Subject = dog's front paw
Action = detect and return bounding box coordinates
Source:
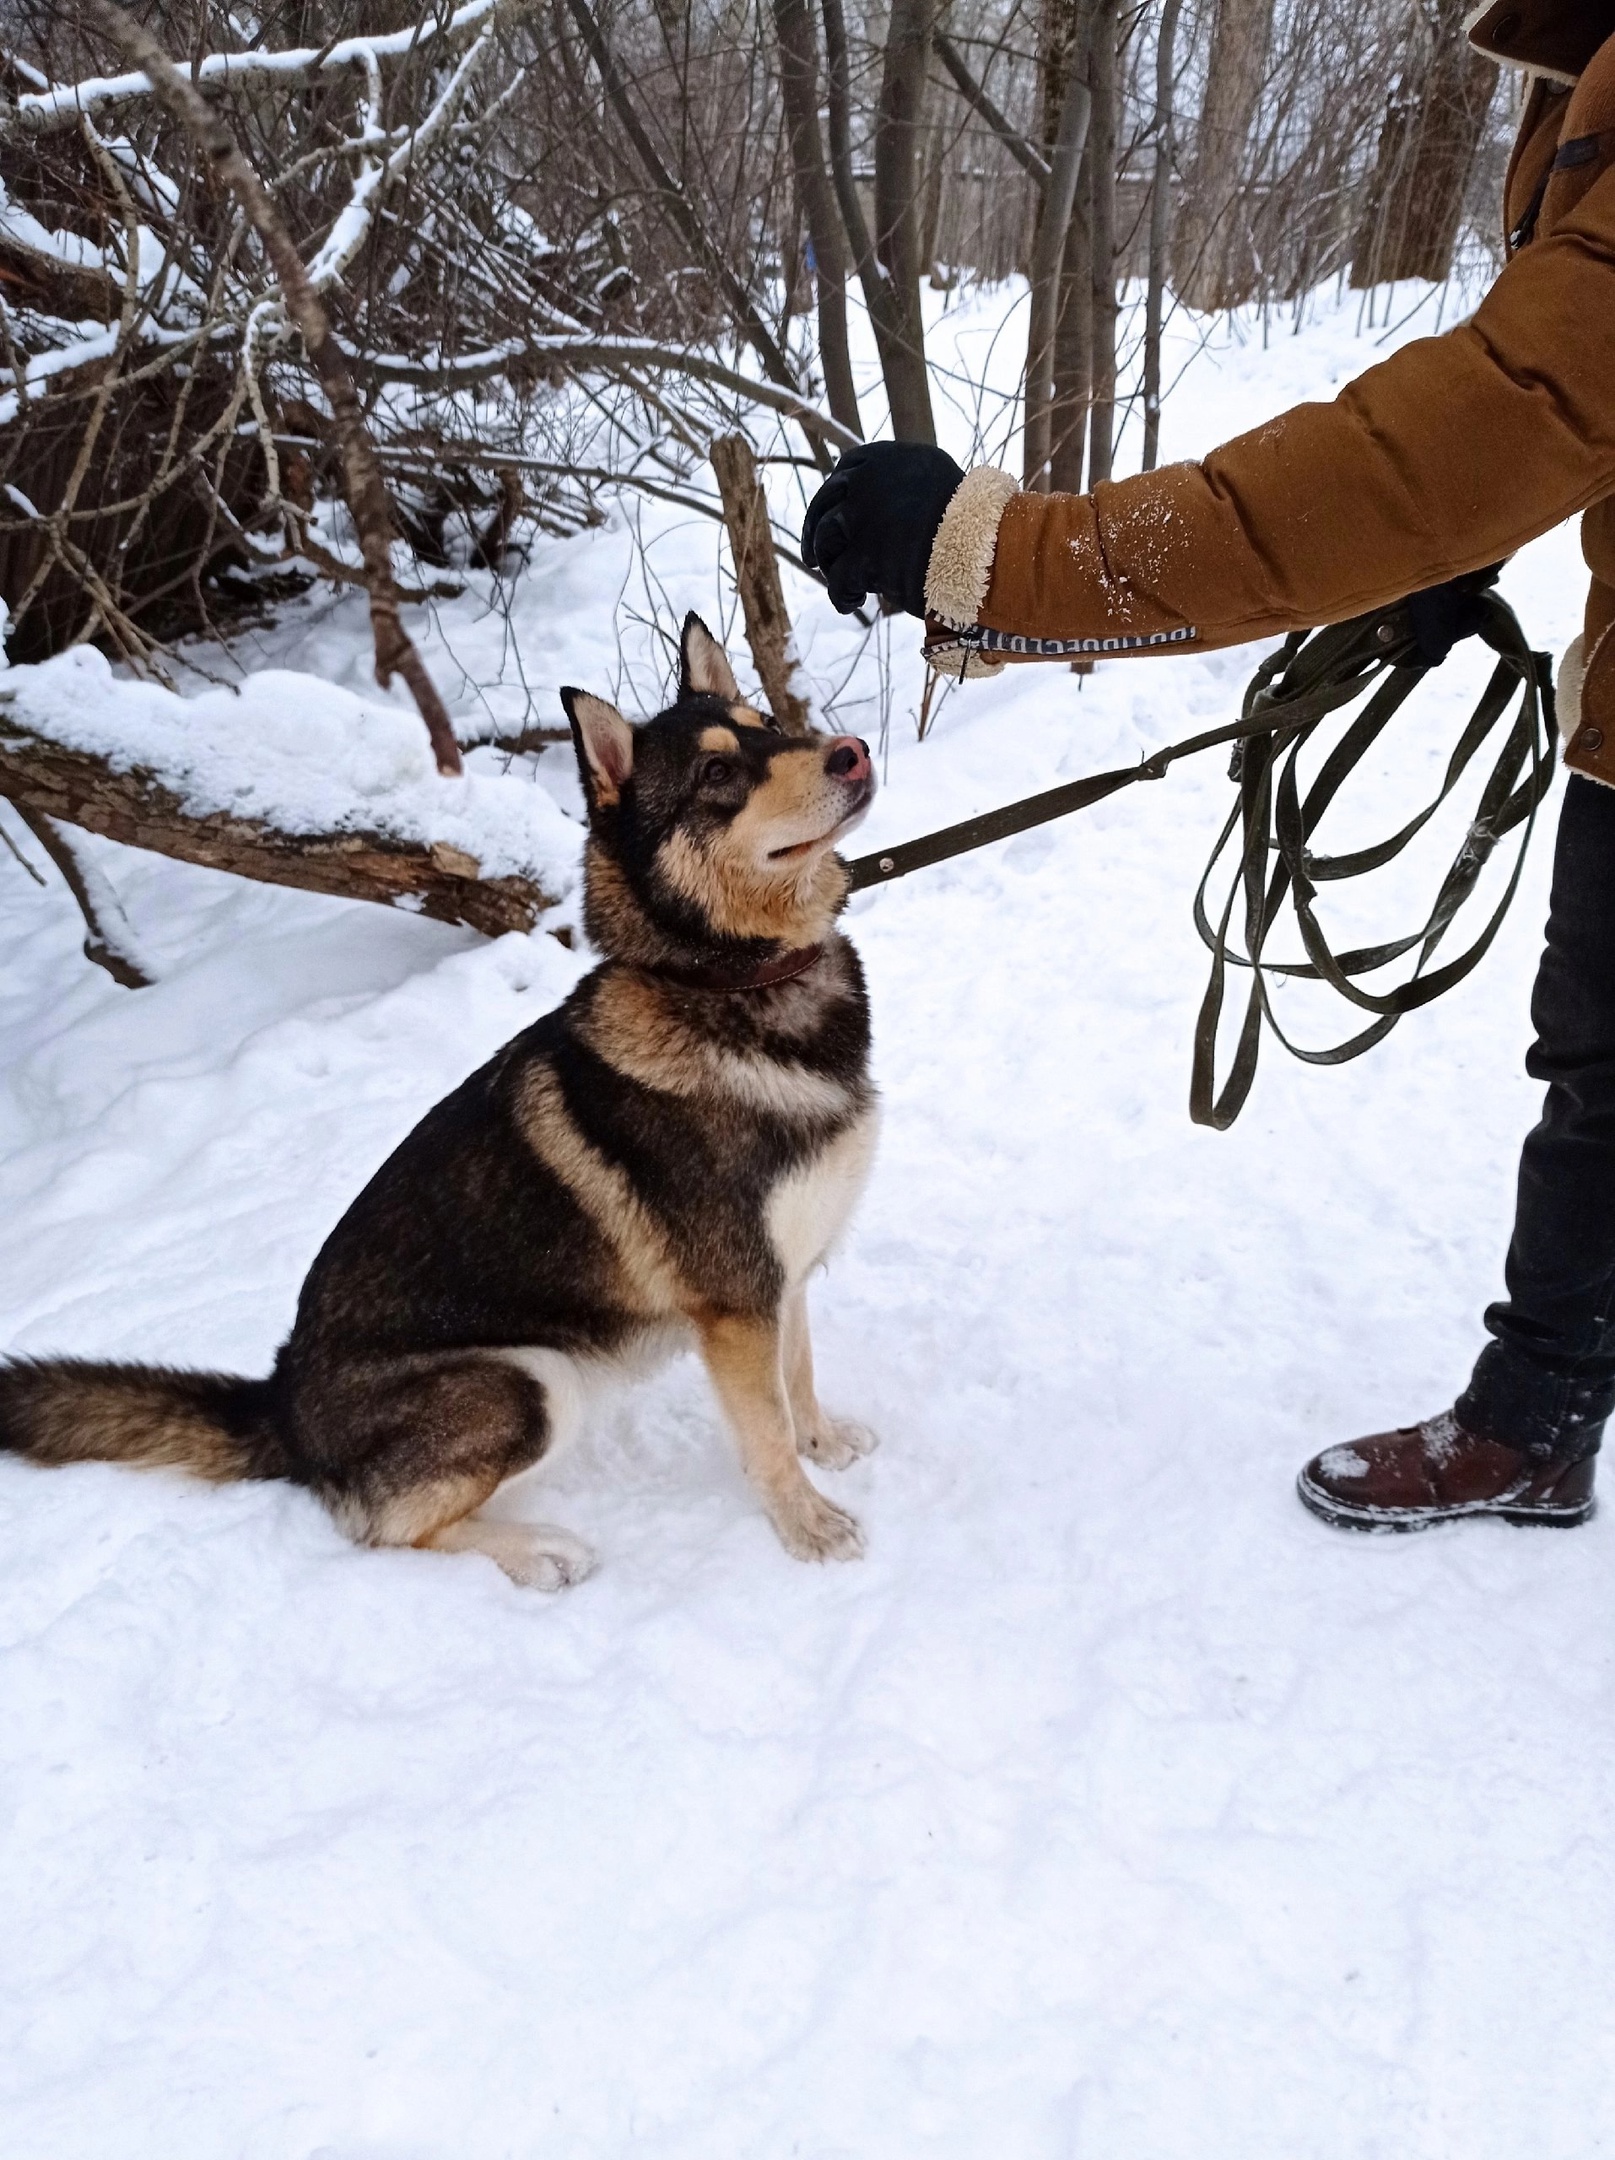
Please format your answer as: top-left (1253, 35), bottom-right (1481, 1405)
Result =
top-left (771, 1486), bottom-right (865, 1563)
top-left (798, 1415), bottom-right (880, 1471)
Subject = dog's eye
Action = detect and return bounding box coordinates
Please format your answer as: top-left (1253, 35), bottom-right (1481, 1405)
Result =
top-left (699, 755), bottom-right (734, 788)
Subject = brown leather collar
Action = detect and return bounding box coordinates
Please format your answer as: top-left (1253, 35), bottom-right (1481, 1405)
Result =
top-left (640, 943), bottom-right (826, 993)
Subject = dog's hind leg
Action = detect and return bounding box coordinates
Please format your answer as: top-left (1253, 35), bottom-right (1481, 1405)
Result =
top-left (695, 1311), bottom-right (863, 1561)
top-left (423, 1510), bottom-right (595, 1589)
top-left (320, 1357), bottom-right (595, 1589)
top-left (782, 1286), bottom-right (879, 1472)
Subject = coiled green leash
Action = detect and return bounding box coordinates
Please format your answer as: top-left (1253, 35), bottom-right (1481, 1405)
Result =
top-left (845, 582), bottom-right (1557, 1128)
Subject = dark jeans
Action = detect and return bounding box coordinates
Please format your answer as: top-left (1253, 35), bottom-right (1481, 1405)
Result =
top-left (1457, 773), bottom-right (1615, 1460)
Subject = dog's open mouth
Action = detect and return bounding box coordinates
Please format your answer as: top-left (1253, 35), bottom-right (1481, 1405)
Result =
top-left (768, 781), bottom-right (875, 861)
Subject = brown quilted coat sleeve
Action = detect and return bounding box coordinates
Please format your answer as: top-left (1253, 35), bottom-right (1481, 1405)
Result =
top-left (930, 160), bottom-right (1615, 663)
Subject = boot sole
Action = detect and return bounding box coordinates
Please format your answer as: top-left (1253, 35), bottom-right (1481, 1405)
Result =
top-left (1295, 1470), bottom-right (1596, 1534)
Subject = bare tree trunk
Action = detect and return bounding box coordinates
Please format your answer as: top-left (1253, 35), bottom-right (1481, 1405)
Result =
top-left (1026, 0), bottom-right (1094, 493)
top-left (1039, 0), bottom-right (1099, 494)
top-left (1350, 0), bottom-right (1498, 287)
top-left (1047, 131), bottom-right (1094, 494)
top-left (919, 110), bottom-right (949, 280)
top-left (772, 0), bottom-right (862, 437)
top-left (710, 435), bottom-right (812, 736)
top-left (1024, 70), bottom-right (1093, 489)
top-left (821, 0), bottom-right (934, 441)
top-left (1175, 0), bottom-right (1273, 312)
top-left (82, 0), bottom-right (465, 776)
top-left (872, 0), bottom-right (938, 440)
top-left (1085, 0), bottom-right (1119, 485)
top-left (1142, 0), bottom-right (1184, 471)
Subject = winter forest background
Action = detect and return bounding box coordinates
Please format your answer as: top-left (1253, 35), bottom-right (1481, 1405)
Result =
top-left (6, 9), bottom-right (1612, 2160)
top-left (2, 0), bottom-right (1510, 857)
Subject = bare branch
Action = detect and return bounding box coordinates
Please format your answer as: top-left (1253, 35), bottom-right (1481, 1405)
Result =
top-left (274, 437), bottom-right (815, 572)
top-left (79, 0), bottom-right (465, 777)
top-left (933, 32), bottom-right (1050, 185)
top-left (0, 807), bottom-right (49, 884)
top-left (560, 0), bottom-right (813, 430)
top-left (356, 336), bottom-right (860, 451)
top-left (10, 802), bottom-right (154, 987)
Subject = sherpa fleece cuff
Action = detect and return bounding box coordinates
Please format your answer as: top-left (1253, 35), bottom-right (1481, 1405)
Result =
top-left (924, 466), bottom-right (1018, 632)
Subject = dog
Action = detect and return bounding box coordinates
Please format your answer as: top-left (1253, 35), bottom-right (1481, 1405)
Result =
top-left (0, 616), bottom-right (880, 1587)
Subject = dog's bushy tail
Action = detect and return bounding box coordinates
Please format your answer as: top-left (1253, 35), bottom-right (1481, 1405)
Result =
top-left (0, 1358), bottom-right (286, 1482)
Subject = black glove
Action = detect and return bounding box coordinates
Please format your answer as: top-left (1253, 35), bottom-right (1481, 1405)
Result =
top-left (1404, 563), bottom-right (1503, 667)
top-left (801, 441), bottom-right (965, 617)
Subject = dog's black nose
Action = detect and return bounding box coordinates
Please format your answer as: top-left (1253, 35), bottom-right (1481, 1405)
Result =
top-left (825, 736), bottom-right (871, 782)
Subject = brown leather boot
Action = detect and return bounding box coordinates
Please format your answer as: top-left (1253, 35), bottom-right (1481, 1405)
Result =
top-left (1297, 1410), bottom-right (1597, 1532)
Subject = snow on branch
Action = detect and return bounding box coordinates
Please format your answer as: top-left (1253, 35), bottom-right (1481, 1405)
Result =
top-left (304, 17), bottom-right (504, 295)
top-left (1, 0), bottom-right (851, 671)
top-left (9, 0), bottom-right (507, 136)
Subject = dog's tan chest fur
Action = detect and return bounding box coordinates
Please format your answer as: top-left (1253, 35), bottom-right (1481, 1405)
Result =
top-left (766, 1109), bottom-right (879, 1287)
top-left (581, 973), bottom-right (854, 1120)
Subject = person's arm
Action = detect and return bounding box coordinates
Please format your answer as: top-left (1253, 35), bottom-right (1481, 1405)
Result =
top-left (933, 170), bottom-right (1615, 665)
top-left (808, 163), bottom-right (1615, 676)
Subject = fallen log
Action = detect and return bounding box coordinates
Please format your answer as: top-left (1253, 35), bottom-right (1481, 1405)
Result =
top-left (0, 697), bottom-right (554, 938)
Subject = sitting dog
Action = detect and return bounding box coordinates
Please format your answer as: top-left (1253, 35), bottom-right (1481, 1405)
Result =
top-left (0, 616), bottom-right (880, 1587)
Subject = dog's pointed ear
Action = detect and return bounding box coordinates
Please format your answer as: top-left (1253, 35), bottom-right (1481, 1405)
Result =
top-left (680, 612), bottom-right (741, 702)
top-left (561, 688), bottom-right (634, 809)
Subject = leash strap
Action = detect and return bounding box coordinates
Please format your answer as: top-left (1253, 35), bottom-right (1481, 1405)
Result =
top-left (844, 590), bottom-right (1557, 1129)
top-left (844, 711), bottom-right (1235, 892)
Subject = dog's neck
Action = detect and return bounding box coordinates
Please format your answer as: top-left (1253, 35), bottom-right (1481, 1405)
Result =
top-left (581, 844), bottom-right (841, 990)
top-left (632, 943), bottom-right (826, 994)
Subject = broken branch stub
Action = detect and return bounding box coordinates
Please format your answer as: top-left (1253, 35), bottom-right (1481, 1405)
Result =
top-left (710, 436), bottom-right (812, 736)
top-left (79, 0), bottom-right (465, 778)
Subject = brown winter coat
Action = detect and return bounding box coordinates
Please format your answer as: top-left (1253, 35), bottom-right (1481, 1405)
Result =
top-left (921, 0), bottom-right (1615, 787)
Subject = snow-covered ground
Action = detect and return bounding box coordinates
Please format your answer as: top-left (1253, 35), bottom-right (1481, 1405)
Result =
top-left (4, 284), bottom-right (1612, 2160)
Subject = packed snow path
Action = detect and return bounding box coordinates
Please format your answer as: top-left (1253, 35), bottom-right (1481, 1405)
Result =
top-left (3, 290), bottom-right (1611, 2158)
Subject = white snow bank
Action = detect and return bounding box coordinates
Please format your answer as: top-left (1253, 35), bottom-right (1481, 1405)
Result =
top-left (4, 646), bottom-right (582, 894)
